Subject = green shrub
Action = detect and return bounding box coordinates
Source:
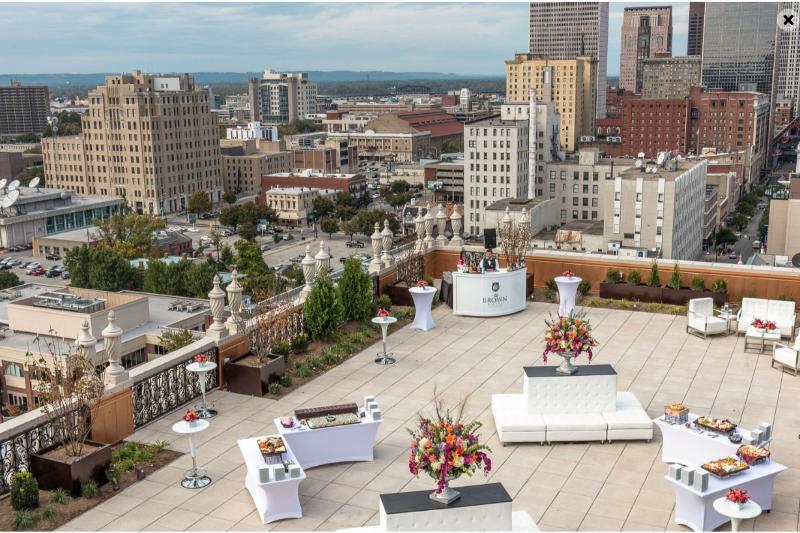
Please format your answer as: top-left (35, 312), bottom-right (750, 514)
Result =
top-left (10, 471), bottom-right (39, 511)
top-left (112, 441), bottom-right (155, 473)
top-left (776, 294), bottom-right (793, 301)
top-left (105, 466), bottom-right (120, 486)
top-left (272, 342), bottom-right (290, 356)
top-left (280, 374), bottom-right (293, 387)
top-left (81, 480), bottom-right (98, 499)
top-left (267, 382), bottom-right (282, 395)
top-left (357, 325), bottom-right (373, 338)
top-left (306, 356), bottom-right (325, 373)
top-left (667, 264), bottom-right (682, 290)
top-left (294, 363), bottom-right (313, 378)
top-left (627, 271), bottom-right (641, 285)
top-left (41, 505), bottom-right (57, 520)
top-left (290, 333), bottom-right (309, 353)
top-left (334, 339), bottom-right (356, 355)
top-left (12, 509), bottom-right (37, 530)
top-left (710, 278), bottom-right (728, 293)
top-left (50, 488), bottom-right (69, 505)
top-left (690, 276), bottom-right (705, 291)
top-left (604, 269), bottom-right (622, 284)
top-left (375, 294), bottom-right (392, 310)
top-left (392, 308), bottom-right (414, 321)
top-left (545, 279), bottom-right (557, 292)
top-left (149, 440), bottom-right (170, 453)
top-left (349, 331), bottom-right (365, 345)
top-left (320, 349), bottom-right (341, 366)
top-left (578, 280), bottom-right (591, 296)
top-left (337, 257), bottom-right (375, 322)
top-left (303, 270), bottom-right (343, 340)
top-left (647, 261), bottom-right (661, 287)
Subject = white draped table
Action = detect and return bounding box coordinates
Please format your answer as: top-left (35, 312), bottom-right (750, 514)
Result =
top-left (554, 276), bottom-right (581, 317)
top-left (409, 286), bottom-right (436, 331)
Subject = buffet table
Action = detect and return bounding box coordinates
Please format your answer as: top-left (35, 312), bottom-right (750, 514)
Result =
top-left (237, 435), bottom-right (305, 524)
top-left (274, 410), bottom-right (382, 469)
top-left (452, 268), bottom-right (527, 317)
top-left (667, 460), bottom-right (785, 532)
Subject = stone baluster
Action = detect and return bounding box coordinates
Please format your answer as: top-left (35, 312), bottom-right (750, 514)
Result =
top-left (301, 245), bottom-right (316, 297)
top-left (370, 222), bottom-right (384, 272)
top-left (206, 274), bottom-right (228, 340)
top-left (314, 240), bottom-right (330, 276)
top-left (449, 206), bottom-right (463, 247)
top-left (381, 219), bottom-right (394, 268)
top-left (435, 204), bottom-right (448, 246)
top-left (414, 212), bottom-right (426, 253)
top-left (226, 269), bottom-right (243, 334)
top-left (423, 205), bottom-right (435, 249)
top-left (501, 205), bottom-right (513, 232)
top-left (102, 312), bottom-right (128, 389)
top-left (76, 320), bottom-right (96, 360)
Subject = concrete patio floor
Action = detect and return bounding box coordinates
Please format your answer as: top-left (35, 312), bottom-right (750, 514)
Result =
top-left (63, 301), bottom-right (800, 531)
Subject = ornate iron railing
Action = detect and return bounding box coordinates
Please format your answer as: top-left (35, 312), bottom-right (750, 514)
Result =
top-left (0, 412), bottom-right (69, 494)
top-left (395, 247), bottom-right (424, 284)
top-left (131, 347), bottom-right (219, 428)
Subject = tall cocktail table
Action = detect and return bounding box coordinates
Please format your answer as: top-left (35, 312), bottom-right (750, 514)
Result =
top-left (409, 286), bottom-right (436, 331)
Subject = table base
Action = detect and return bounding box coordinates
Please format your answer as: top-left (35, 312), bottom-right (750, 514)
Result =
top-left (181, 468), bottom-right (211, 489)
top-left (195, 405), bottom-right (218, 419)
top-left (375, 352), bottom-right (396, 365)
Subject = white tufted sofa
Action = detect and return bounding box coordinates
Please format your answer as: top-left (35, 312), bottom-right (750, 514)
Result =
top-left (737, 298), bottom-right (796, 339)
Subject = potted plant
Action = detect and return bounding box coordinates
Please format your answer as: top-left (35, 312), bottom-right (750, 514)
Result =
top-left (710, 278), bottom-right (729, 306)
top-left (599, 268), bottom-right (627, 299)
top-left (27, 334), bottom-right (112, 497)
top-left (542, 312), bottom-right (598, 375)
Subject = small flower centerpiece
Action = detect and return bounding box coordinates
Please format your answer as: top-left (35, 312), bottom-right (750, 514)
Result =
top-left (194, 353), bottom-right (209, 364)
top-left (456, 258), bottom-right (466, 273)
top-left (408, 392), bottom-right (491, 505)
top-left (562, 270), bottom-right (575, 279)
top-left (727, 488), bottom-right (749, 508)
top-left (751, 318), bottom-right (776, 332)
top-left (377, 308), bottom-right (390, 319)
top-left (416, 280), bottom-right (429, 288)
top-left (183, 409), bottom-right (200, 424)
top-left (543, 312), bottom-right (598, 375)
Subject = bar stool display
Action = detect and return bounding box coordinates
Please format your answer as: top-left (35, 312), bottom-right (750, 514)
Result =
top-left (372, 314), bottom-right (398, 365)
top-left (172, 415), bottom-right (211, 489)
top-left (187, 357), bottom-right (218, 418)
top-left (408, 285), bottom-right (436, 331)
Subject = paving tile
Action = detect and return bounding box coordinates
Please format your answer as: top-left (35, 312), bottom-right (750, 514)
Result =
top-left (64, 509), bottom-right (118, 531)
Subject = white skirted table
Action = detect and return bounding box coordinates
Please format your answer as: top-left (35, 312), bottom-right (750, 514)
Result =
top-left (713, 498), bottom-right (762, 532)
top-left (172, 419), bottom-right (211, 489)
top-left (554, 276), bottom-right (581, 317)
top-left (372, 316), bottom-right (398, 365)
top-left (237, 435), bottom-right (305, 524)
top-left (409, 286), bottom-right (436, 331)
top-left (186, 361), bottom-right (218, 418)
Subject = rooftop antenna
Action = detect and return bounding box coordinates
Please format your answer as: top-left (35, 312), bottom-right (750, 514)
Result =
top-left (656, 152), bottom-right (666, 166)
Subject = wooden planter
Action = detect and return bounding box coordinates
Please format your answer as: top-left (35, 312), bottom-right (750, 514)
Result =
top-left (599, 282), bottom-right (662, 303)
top-left (30, 440), bottom-right (112, 497)
top-left (384, 283), bottom-right (415, 307)
top-left (663, 288), bottom-right (728, 306)
top-left (224, 353), bottom-right (286, 396)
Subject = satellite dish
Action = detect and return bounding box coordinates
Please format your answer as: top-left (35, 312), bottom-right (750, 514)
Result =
top-left (2, 190), bottom-right (19, 208)
top-left (0, 179), bottom-right (7, 190)
top-left (657, 152), bottom-right (666, 166)
top-left (28, 177), bottom-right (40, 189)
top-left (634, 158), bottom-right (643, 169)
top-left (792, 253), bottom-right (800, 269)
top-left (637, 152), bottom-right (645, 159)
top-left (8, 180), bottom-right (20, 191)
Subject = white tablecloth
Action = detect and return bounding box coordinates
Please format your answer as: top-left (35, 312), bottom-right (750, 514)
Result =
top-left (554, 276), bottom-right (581, 317)
top-left (654, 413), bottom-right (749, 466)
top-left (274, 412), bottom-right (382, 469)
top-left (237, 435), bottom-right (305, 524)
top-left (409, 287), bottom-right (436, 331)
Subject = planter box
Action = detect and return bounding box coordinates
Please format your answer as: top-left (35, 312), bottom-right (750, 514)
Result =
top-left (663, 288), bottom-right (728, 306)
top-left (384, 284), bottom-right (415, 307)
top-left (31, 440), bottom-right (112, 497)
top-left (599, 282), bottom-right (662, 303)
top-left (225, 353), bottom-right (286, 396)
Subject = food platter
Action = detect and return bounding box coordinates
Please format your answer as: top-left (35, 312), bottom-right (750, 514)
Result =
top-left (694, 416), bottom-right (737, 434)
top-left (306, 412), bottom-right (361, 429)
top-left (664, 403), bottom-right (689, 424)
top-left (737, 444), bottom-right (770, 465)
top-left (257, 436), bottom-right (286, 463)
top-left (701, 457), bottom-right (750, 479)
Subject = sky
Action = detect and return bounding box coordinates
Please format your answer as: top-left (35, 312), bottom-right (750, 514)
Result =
top-left (0, 2), bottom-right (689, 76)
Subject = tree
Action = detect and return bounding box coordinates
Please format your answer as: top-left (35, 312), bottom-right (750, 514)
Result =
top-left (390, 180), bottom-right (410, 194)
top-left (341, 219), bottom-right (359, 241)
top-left (159, 328), bottom-right (196, 353)
top-left (320, 217), bottom-right (339, 239)
top-left (219, 244), bottom-right (234, 268)
top-left (352, 210), bottom-right (401, 237)
top-left (336, 191), bottom-right (355, 208)
top-left (441, 139), bottom-right (461, 153)
top-left (732, 213), bottom-right (749, 231)
top-left (716, 228), bottom-right (738, 247)
top-left (335, 205), bottom-right (356, 222)
top-left (93, 211), bottom-right (165, 259)
top-left (303, 270), bottom-right (342, 340)
top-left (15, 132), bottom-right (39, 143)
top-left (219, 202), bottom-right (277, 229)
top-left (238, 222), bottom-right (257, 241)
top-left (42, 111), bottom-right (82, 137)
top-left (278, 119), bottom-right (321, 136)
top-left (384, 191), bottom-right (413, 209)
top-left (65, 246), bottom-right (141, 292)
top-left (222, 191), bottom-right (237, 205)
top-left (188, 190), bottom-right (212, 216)
top-left (313, 197), bottom-right (335, 219)
top-left (0, 270), bottom-right (20, 290)
top-left (22, 165), bottom-right (44, 186)
top-left (337, 257), bottom-right (374, 322)
top-left (234, 239), bottom-right (281, 297)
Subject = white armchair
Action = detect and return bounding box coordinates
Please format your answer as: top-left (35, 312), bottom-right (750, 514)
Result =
top-left (773, 331), bottom-right (800, 375)
top-left (687, 298), bottom-right (728, 339)
top-left (767, 300), bottom-right (797, 340)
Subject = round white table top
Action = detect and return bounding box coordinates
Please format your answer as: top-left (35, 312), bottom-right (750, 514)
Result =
top-left (554, 276), bottom-right (582, 284)
top-left (172, 419), bottom-right (210, 435)
top-left (713, 498), bottom-right (762, 520)
top-left (409, 286), bottom-right (436, 294)
top-left (186, 361), bottom-right (217, 373)
top-left (372, 316), bottom-right (398, 326)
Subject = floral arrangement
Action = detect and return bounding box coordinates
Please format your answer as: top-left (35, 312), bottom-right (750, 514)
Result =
top-left (727, 488), bottom-right (749, 505)
top-left (751, 318), bottom-right (777, 331)
top-left (416, 280), bottom-right (429, 288)
top-left (457, 258), bottom-right (465, 267)
top-left (194, 353), bottom-right (209, 364)
top-left (183, 409), bottom-right (199, 423)
top-left (408, 392), bottom-right (491, 494)
top-left (562, 270), bottom-right (575, 279)
top-left (377, 308), bottom-right (390, 318)
top-left (542, 313), bottom-right (598, 363)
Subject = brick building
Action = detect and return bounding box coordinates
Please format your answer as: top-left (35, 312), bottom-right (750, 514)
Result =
top-left (260, 171), bottom-right (367, 200)
top-left (620, 98), bottom-right (691, 157)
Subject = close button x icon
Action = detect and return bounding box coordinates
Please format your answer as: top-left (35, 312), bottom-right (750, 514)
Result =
top-left (784, 14), bottom-right (795, 26)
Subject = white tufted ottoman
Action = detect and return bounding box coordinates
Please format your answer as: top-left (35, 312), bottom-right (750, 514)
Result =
top-left (603, 391), bottom-right (653, 442)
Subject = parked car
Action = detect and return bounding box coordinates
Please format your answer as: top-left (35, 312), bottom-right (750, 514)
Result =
top-left (22, 243), bottom-right (32, 250)
top-left (752, 240), bottom-right (761, 249)
top-left (18, 261), bottom-right (30, 269)
top-left (5, 259), bottom-right (20, 267)
top-left (728, 251), bottom-right (738, 260)
top-left (25, 262), bottom-right (41, 272)
top-left (61, 270), bottom-right (70, 279)
top-left (345, 241), bottom-right (365, 248)
top-left (11, 245), bottom-right (24, 252)
top-left (185, 226), bottom-right (200, 233)
top-left (29, 267), bottom-right (46, 276)
top-left (45, 253), bottom-right (60, 260)
top-left (260, 244), bottom-right (271, 252)
top-left (45, 268), bottom-right (61, 278)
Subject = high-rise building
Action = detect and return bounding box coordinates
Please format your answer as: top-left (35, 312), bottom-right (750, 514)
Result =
top-left (249, 70), bottom-right (317, 124)
top-left (505, 54), bottom-right (596, 152)
top-left (687, 2), bottom-right (705, 57)
top-left (775, 2), bottom-right (800, 116)
top-left (620, 97), bottom-right (692, 157)
top-left (0, 81), bottom-right (50, 136)
top-left (619, 6), bottom-right (673, 93)
top-left (463, 102), bottom-right (560, 236)
top-left (41, 70), bottom-right (223, 215)
top-left (641, 56), bottom-right (702, 99)
top-left (528, 2), bottom-right (609, 119)
top-left (701, 2), bottom-right (778, 95)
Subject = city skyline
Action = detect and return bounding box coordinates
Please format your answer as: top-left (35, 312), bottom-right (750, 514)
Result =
top-left (1, 2), bottom-right (688, 78)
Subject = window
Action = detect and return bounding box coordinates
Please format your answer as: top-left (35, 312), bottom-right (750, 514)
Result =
top-left (614, 192), bottom-right (620, 201)
top-left (572, 210), bottom-right (578, 219)
top-left (572, 197), bottom-right (579, 206)
top-left (592, 198), bottom-right (598, 207)
top-left (573, 184), bottom-right (580, 193)
top-left (4, 363), bottom-right (22, 377)
top-left (636, 193), bottom-right (642, 202)
top-left (560, 209), bottom-right (567, 218)
top-left (549, 183), bottom-right (555, 192)
top-left (573, 171), bottom-right (579, 180)
top-left (592, 185), bottom-right (598, 194)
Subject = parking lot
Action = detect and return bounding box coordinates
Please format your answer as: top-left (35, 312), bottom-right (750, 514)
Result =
top-left (0, 248), bottom-right (69, 287)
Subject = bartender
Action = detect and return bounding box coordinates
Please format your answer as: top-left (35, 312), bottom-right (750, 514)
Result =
top-left (480, 248), bottom-right (499, 272)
